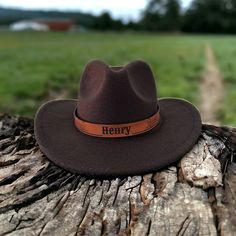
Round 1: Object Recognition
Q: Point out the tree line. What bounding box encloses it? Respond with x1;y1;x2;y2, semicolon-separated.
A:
140;0;236;33
1;0;236;33
95;0;236;33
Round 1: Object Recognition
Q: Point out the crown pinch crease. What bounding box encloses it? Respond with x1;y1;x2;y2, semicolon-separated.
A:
74;110;161;138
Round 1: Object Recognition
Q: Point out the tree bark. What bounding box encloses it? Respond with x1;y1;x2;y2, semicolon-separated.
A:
0;114;235;236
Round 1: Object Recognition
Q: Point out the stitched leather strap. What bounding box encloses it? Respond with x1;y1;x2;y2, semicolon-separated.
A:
74;111;160;138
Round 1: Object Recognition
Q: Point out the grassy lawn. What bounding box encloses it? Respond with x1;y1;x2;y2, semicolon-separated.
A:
0;31;205;117
210;37;236;126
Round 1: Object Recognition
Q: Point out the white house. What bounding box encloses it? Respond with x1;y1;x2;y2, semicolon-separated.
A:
10;20;49;31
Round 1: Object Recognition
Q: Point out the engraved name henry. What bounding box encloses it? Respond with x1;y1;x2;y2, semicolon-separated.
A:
102;126;131;135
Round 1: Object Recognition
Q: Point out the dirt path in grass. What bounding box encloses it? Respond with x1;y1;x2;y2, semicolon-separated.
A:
199;45;224;125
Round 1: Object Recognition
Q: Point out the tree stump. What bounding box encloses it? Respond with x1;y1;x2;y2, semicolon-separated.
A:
0;114;236;236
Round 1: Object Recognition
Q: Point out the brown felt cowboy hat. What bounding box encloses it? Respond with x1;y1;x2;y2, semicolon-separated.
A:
34;60;202;177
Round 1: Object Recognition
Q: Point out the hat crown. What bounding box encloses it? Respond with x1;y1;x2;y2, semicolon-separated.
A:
77;60;158;124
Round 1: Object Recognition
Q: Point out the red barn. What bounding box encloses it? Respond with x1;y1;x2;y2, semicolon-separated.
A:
35;18;74;31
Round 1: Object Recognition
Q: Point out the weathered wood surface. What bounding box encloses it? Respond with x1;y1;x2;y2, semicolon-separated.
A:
0;114;236;236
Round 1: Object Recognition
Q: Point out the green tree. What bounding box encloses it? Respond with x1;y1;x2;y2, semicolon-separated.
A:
140;0;181;31
181;0;236;33
222;0;236;33
94;12;113;30
93;11;125;31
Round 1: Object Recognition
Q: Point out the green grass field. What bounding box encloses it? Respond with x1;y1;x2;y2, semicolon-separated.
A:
0;31;235;126
210;38;236;125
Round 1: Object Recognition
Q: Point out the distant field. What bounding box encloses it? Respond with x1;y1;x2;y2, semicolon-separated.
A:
210;38;236;126
0;32;204;116
0;31;235;126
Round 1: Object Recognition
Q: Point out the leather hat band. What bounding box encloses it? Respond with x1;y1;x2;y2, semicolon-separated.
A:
74;111;161;138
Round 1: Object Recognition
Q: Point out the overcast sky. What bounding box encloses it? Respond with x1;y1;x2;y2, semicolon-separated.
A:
0;0;192;21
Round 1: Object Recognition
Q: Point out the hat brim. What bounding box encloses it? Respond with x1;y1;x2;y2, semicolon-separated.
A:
34;98;201;178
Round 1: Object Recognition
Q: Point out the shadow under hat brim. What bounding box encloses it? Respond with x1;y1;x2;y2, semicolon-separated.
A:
34;98;202;178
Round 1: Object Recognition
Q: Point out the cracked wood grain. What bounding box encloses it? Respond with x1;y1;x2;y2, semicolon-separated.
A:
0;114;236;236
